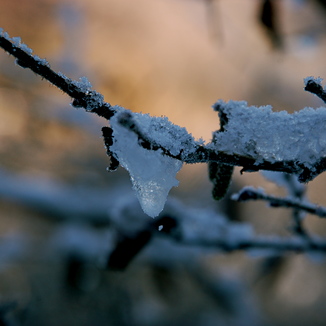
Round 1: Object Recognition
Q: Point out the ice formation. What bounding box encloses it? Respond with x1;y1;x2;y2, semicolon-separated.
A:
109;109;196;218
0;30;51;68
211;100;326;169
304;76;323;86
72;76;92;93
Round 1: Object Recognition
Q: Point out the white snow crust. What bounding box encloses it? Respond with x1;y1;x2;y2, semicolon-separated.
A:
110;109;189;217
211;100;326;168
1;30;50;67
304;76;324;86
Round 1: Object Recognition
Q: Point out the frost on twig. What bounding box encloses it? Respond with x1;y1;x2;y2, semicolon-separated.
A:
3;29;326;257
232;186;326;219
2;29;326;216
1;30;326;181
0;29;115;120
108;97;326;187
210;100;326;182
304;76;326;104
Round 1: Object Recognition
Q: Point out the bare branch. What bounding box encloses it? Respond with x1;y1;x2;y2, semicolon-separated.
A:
232;186;326;218
177;234;326;253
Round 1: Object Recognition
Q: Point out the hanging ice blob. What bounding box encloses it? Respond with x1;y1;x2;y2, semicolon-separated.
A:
109;109;187;218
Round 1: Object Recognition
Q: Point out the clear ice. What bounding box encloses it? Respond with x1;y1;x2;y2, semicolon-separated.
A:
110;109;184;218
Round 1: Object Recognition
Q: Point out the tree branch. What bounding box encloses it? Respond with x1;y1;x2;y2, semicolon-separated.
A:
304;77;326;104
232;186;326;218
115;110;323;182
0;30;325;183
177;234;326;253
0;30;115;120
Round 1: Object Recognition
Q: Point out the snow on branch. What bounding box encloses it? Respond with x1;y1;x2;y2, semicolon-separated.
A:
1;29;326;217
0;29;115;120
109;105;326;183
210;100;326;183
1;30;325;177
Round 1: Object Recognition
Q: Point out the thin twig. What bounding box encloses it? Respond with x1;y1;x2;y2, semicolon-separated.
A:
283;174;308;237
232;187;326;218
176;234;326;253
304;78;326;104
0;31;115;119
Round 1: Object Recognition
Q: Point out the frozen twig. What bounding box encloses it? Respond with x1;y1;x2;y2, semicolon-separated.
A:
304;77;326;104
0;30;326;183
115;109;326;183
261;173;310;237
102;126;120;171
0;30;115;119
232;186;326;218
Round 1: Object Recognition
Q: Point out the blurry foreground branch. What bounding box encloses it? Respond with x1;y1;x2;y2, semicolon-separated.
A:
233;187;326;219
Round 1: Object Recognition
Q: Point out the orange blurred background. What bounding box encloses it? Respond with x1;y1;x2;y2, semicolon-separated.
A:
1;1;326;325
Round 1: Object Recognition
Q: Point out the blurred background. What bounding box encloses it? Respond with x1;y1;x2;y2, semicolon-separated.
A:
1;0;326;325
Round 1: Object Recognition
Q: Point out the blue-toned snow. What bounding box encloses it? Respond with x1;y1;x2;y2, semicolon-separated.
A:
211;99;326;168
110;109;190;217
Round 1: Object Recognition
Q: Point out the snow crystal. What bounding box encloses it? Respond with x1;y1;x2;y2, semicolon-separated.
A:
11;36;21;46
211;100;326;169
1;31;51;66
304;76;323;87
19;43;33;55
0;32;32;54
110;109;185;218
69;77;106;112
1;31;10;41
33;55;50;66
72;76;92;93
